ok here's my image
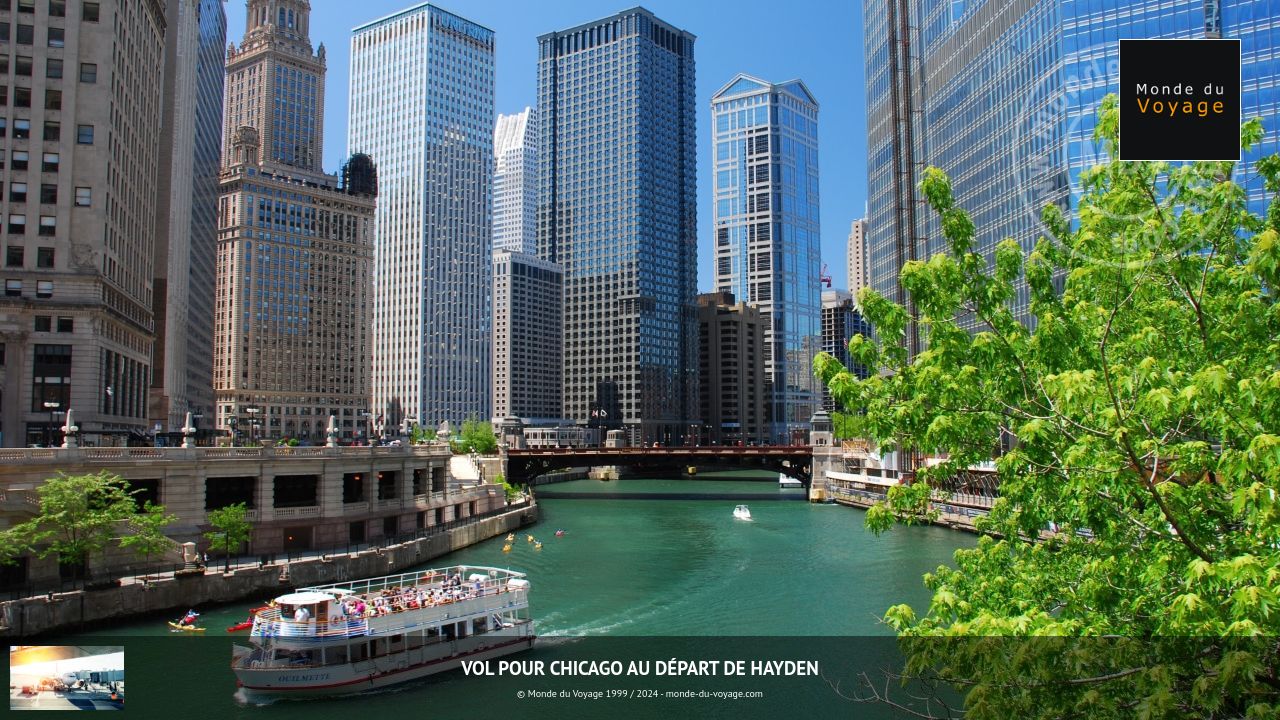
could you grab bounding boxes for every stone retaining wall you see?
[1,504,538,637]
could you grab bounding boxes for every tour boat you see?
[733,505,752,520]
[231,566,534,702]
[778,474,803,489]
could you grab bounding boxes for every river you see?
[58,473,973,718]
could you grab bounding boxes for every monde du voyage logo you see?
[1119,39,1241,161]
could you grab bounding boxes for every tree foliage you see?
[119,502,178,575]
[816,96,1280,717]
[204,503,253,572]
[409,424,437,445]
[450,417,498,455]
[0,471,137,577]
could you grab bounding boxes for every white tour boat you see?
[232,565,534,702]
[778,474,803,489]
[733,504,752,520]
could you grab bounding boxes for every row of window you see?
[32,314,72,332]
[4,183,91,205]
[0,23,66,48]
[1,149,62,170]
[0,118,75,141]
[0,86,73,110]
[0,55,96,81]
[4,244,52,266]
[3,277,52,296]
[1,0,99,19]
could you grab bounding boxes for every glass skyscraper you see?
[350,4,495,432]
[711,74,822,443]
[866,0,1278,342]
[537,8,699,447]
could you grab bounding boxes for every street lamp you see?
[245,406,261,446]
[42,401,61,447]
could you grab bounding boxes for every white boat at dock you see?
[733,504,752,520]
[231,565,534,702]
[778,474,803,489]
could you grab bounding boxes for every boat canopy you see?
[274,591,337,605]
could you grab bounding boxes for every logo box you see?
[1119,39,1241,161]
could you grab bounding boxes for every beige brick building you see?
[214,1,375,443]
[0,0,167,447]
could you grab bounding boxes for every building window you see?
[76,124,93,144]
[43,121,59,141]
[41,153,57,172]
[79,62,96,83]
[34,316,51,332]
[14,87,30,107]
[35,280,51,298]
[36,246,53,267]
[31,343,71,411]
[56,316,73,332]
[16,24,32,45]
[38,216,54,236]
[46,58,62,78]
[39,184,55,204]
[5,246,23,267]
[7,214,25,234]
[9,183,27,203]
[13,119,29,139]
[0,56,6,74]
[74,187,90,207]
[15,55,32,76]
[82,2,98,22]
[13,151,28,170]
[49,0,66,17]
[45,89,61,111]
[0,118,5,137]
[0,22,8,45]
[5,279,22,297]
[18,0,34,11]
[0,87,7,106]
[47,27,64,48]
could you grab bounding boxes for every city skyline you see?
[225,0,866,293]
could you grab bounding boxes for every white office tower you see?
[492,108,537,255]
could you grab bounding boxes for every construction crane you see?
[819,263,832,288]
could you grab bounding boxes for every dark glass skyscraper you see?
[537,8,698,446]
[866,0,1277,344]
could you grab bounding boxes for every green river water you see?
[54,474,974,719]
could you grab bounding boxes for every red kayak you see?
[226,606,271,632]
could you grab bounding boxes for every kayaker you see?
[181,609,199,626]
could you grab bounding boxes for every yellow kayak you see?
[168,621,206,632]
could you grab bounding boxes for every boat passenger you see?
[294,606,310,623]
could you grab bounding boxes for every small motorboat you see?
[167,621,206,633]
[733,505,752,521]
[226,606,271,632]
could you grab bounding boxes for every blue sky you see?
[226,0,866,291]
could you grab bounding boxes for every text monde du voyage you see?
[462,659,820,677]
[1133,82,1229,117]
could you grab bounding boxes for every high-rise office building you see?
[350,4,495,432]
[847,218,867,304]
[223,0,324,172]
[866,0,1278,348]
[711,73,821,443]
[214,1,376,443]
[0,0,167,447]
[820,289,872,413]
[492,251,563,425]
[493,108,537,256]
[151,0,227,434]
[538,8,699,447]
[697,292,767,446]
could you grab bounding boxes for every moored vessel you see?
[231,565,534,702]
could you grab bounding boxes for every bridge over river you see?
[504,446,813,487]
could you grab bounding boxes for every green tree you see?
[450,417,497,455]
[119,502,177,580]
[493,473,521,503]
[204,503,253,573]
[0,471,137,583]
[409,425,437,445]
[816,97,1279,717]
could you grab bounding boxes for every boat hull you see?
[235,634,535,702]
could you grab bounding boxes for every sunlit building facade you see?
[493,108,537,256]
[537,8,699,446]
[711,73,821,443]
[350,4,495,433]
